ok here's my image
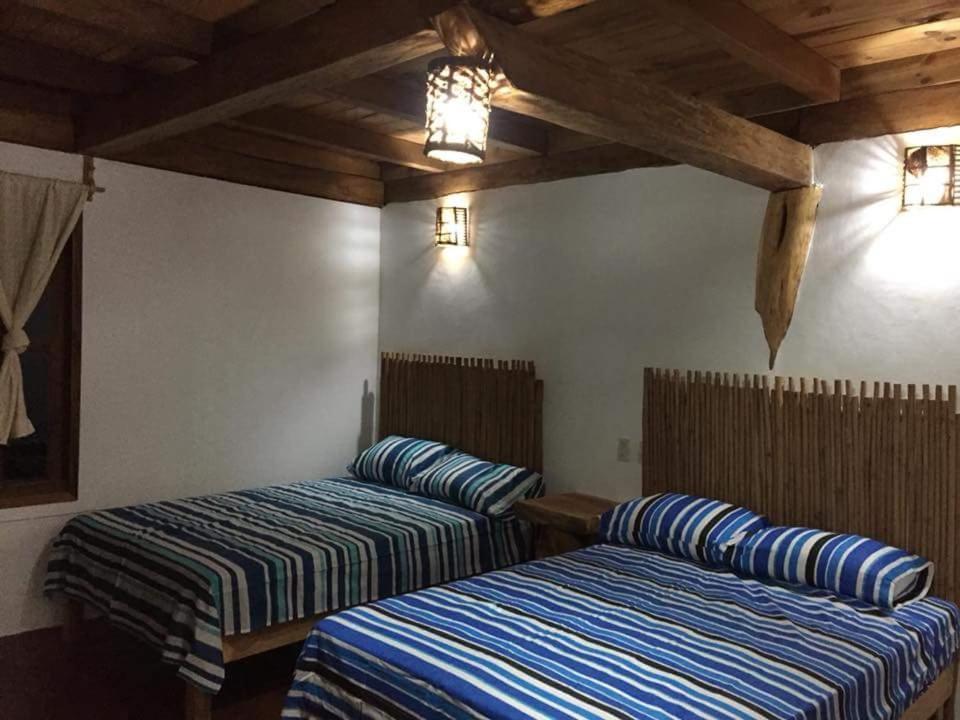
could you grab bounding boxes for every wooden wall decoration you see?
[379,353,543,472]
[642,368,960,608]
[755,185,822,369]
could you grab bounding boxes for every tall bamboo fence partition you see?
[379,353,543,472]
[642,367,960,607]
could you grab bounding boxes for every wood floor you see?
[0,620,297,719]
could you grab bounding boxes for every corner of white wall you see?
[0,141,383,637]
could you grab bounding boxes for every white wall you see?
[379,128,960,502]
[0,142,381,636]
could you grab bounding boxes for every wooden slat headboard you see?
[642,367,960,606]
[378,353,543,472]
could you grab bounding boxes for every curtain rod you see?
[82,156,106,201]
[0,157,106,201]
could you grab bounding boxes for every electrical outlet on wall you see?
[617,438,631,463]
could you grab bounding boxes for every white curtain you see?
[0,171,86,444]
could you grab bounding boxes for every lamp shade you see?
[903,145,959,208]
[435,207,469,246]
[424,57,493,165]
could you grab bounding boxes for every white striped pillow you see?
[598,493,767,566]
[348,436,451,488]
[408,452,544,516]
[730,526,934,609]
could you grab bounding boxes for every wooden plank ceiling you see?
[2,0,960,206]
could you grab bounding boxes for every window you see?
[0,222,81,509]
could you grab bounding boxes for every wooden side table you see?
[515,493,618,558]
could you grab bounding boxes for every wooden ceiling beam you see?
[189,126,382,179]
[546,126,607,154]
[754,0,960,40]
[0,36,141,95]
[473,0,599,24]
[332,75,549,155]
[379,2,960,132]
[760,80,960,147]
[110,139,384,207]
[326,76,425,125]
[213,0,335,48]
[547,46,960,169]
[0,79,73,117]
[233,107,449,173]
[76,0,459,155]
[0,107,73,151]
[706,46,960,119]
[713,84,817,120]
[842,48,960,99]
[385,144,669,203]
[817,16,960,70]
[368,0,608,89]
[641,0,840,103]
[14,0,213,58]
[213,0,591,157]
[435,6,812,191]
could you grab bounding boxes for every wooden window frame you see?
[0,222,81,510]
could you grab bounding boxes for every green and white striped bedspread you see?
[43,476,532,693]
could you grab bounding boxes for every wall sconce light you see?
[435,207,469,247]
[903,145,959,208]
[424,57,493,165]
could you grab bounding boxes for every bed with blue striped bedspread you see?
[284,543,960,720]
[43,476,531,694]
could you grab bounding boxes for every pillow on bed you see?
[598,493,767,566]
[408,451,543,516]
[730,526,934,609]
[348,435,451,488]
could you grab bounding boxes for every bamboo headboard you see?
[642,367,960,606]
[378,353,543,472]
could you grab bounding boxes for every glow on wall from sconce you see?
[437,243,471,272]
[822,127,960,294]
[442,193,471,208]
[865,208,960,292]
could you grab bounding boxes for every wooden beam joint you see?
[435,5,814,191]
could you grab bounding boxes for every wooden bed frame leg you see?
[184,684,213,720]
[61,598,84,646]
[943,661,959,720]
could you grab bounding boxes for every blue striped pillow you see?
[408,452,544,516]
[348,436,451,489]
[730,526,934,609]
[598,493,767,566]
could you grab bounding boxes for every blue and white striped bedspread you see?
[44,477,531,694]
[285,543,959,719]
